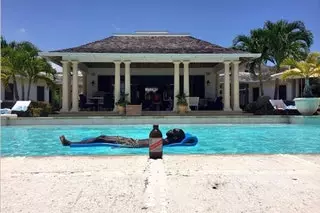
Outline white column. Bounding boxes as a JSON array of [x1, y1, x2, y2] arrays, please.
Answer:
[[173, 61, 180, 111], [211, 70, 217, 97], [71, 61, 79, 112], [215, 72, 220, 97], [61, 61, 70, 112], [183, 61, 190, 110], [295, 79, 300, 98], [223, 62, 231, 111], [232, 61, 241, 111], [82, 71, 87, 96], [68, 64, 72, 110], [124, 61, 131, 103], [113, 61, 121, 111], [230, 63, 234, 108]]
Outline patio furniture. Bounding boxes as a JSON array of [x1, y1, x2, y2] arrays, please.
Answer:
[[205, 97, 224, 110], [100, 93, 114, 111], [199, 98, 208, 110], [269, 99, 299, 115], [79, 94, 95, 111], [164, 97, 173, 111], [188, 97, 199, 110], [89, 97, 103, 111], [0, 101, 31, 115]]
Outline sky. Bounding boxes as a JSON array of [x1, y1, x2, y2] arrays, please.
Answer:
[[1, 0, 320, 53]]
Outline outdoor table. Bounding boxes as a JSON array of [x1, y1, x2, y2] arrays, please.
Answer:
[[89, 97, 103, 111]]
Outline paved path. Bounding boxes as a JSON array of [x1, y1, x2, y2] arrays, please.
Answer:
[[1, 155, 320, 213]]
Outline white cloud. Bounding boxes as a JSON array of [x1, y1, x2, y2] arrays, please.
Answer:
[[19, 28, 26, 33]]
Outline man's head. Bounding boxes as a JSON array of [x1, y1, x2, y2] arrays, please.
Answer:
[[166, 128, 185, 142]]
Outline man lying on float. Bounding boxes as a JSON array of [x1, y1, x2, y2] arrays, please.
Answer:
[[59, 128, 197, 148]]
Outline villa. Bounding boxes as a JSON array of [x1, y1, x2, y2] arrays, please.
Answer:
[[39, 31, 261, 112], [2, 32, 306, 112]]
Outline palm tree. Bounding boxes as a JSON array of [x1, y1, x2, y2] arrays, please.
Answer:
[[264, 20, 313, 99], [25, 57, 56, 100], [1, 37, 20, 100], [0, 62, 12, 87], [281, 52, 320, 97], [233, 28, 269, 96], [15, 42, 40, 100], [1, 37, 56, 100]]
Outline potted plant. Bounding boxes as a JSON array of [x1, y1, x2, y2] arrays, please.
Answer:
[[116, 93, 130, 115], [176, 93, 189, 114], [281, 52, 320, 115]]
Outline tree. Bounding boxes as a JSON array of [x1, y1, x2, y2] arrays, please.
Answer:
[[15, 41, 56, 100], [25, 57, 56, 100], [1, 37, 21, 100], [233, 28, 269, 96], [0, 62, 12, 88], [281, 52, 320, 97], [264, 20, 313, 99], [1, 37, 56, 100], [15, 41, 40, 100]]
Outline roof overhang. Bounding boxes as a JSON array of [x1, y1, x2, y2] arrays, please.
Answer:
[[270, 72, 320, 80], [39, 52, 261, 65]]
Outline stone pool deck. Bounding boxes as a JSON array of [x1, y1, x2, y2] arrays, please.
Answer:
[[1, 155, 320, 213]]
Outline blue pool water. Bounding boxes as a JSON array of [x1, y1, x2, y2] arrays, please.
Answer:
[[1, 124, 320, 156]]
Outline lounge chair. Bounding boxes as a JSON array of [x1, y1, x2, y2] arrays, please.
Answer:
[[0, 101, 31, 115], [269, 99, 298, 115]]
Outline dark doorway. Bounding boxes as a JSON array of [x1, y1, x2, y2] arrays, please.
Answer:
[[252, 87, 259, 102], [98, 76, 114, 93], [49, 89, 52, 104], [190, 76, 205, 98], [178, 76, 205, 98], [37, 86, 45, 101], [240, 83, 249, 108], [279, 85, 287, 100], [5, 83, 14, 100]]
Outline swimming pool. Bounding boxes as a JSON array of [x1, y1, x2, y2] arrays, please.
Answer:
[[1, 124, 320, 156]]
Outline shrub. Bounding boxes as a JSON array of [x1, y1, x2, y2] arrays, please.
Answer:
[[244, 102, 257, 113], [31, 102, 52, 117], [244, 96, 275, 115], [30, 107, 42, 117]]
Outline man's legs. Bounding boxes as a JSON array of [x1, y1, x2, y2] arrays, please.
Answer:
[[59, 135, 125, 146], [60, 135, 96, 146]]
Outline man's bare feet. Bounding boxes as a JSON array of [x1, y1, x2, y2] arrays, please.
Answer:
[[59, 135, 70, 146]]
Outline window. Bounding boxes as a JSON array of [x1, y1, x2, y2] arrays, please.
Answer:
[[5, 83, 14, 100], [37, 86, 45, 101]]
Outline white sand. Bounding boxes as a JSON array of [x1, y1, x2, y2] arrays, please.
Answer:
[[1, 155, 320, 213]]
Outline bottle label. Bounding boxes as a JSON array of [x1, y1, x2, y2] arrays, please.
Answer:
[[149, 138, 163, 153]]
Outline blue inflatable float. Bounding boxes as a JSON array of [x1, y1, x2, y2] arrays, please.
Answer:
[[70, 133, 198, 148]]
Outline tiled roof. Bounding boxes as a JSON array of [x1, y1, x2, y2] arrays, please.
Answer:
[[53, 34, 246, 54]]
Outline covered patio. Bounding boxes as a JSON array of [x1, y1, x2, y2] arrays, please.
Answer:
[[40, 31, 260, 113]]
